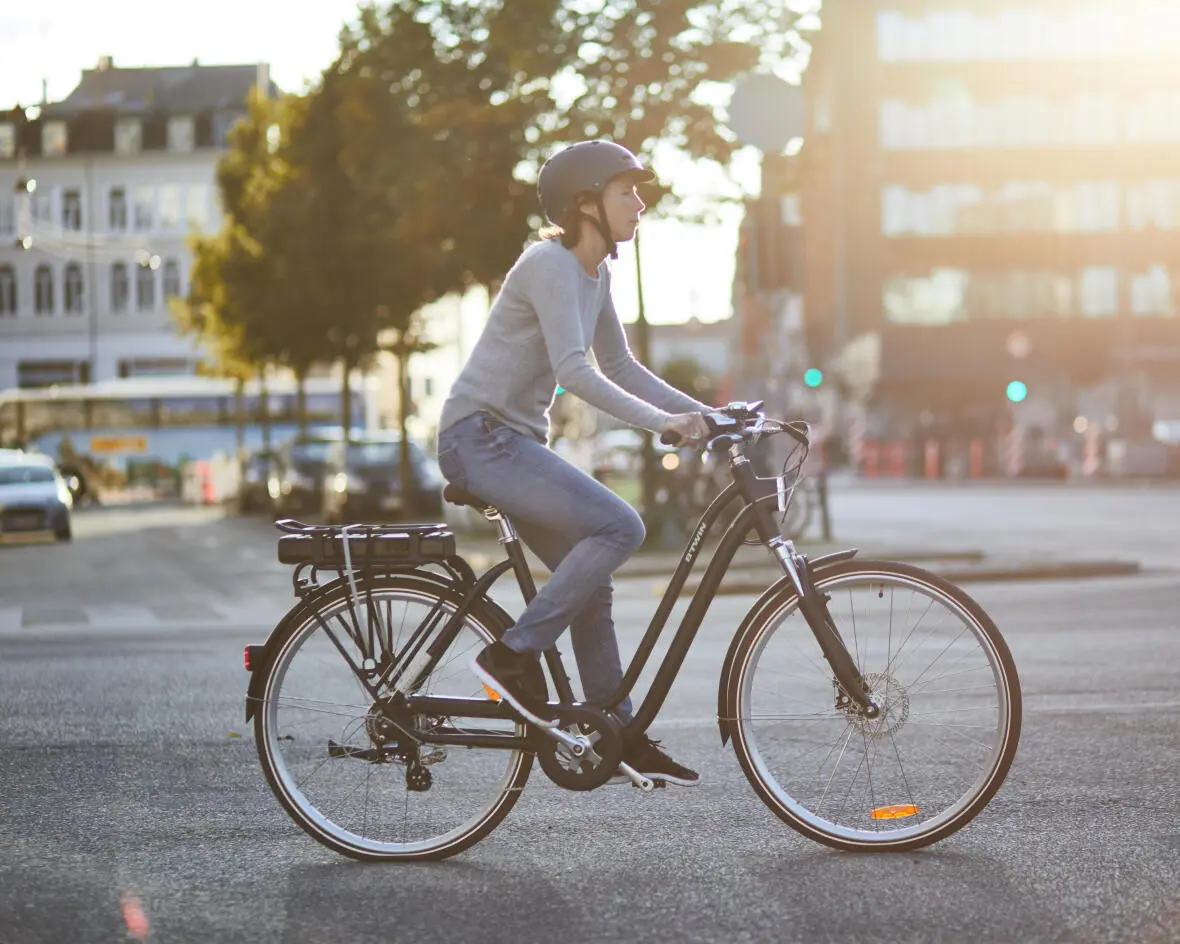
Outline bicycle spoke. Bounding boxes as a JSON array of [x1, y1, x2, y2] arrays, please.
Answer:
[[737, 565, 1017, 849]]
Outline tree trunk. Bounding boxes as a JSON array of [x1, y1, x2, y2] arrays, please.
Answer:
[[341, 357, 353, 443], [259, 367, 272, 453], [295, 367, 308, 436], [233, 377, 246, 458], [397, 340, 413, 520]]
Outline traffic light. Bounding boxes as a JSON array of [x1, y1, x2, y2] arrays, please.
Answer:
[[804, 368, 824, 388], [1006, 381, 1027, 403]]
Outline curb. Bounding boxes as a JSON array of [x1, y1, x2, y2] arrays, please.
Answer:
[[460, 548, 1141, 592], [667, 558, 1143, 598]]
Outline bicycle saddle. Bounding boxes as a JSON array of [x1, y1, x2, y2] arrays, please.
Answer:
[[443, 484, 496, 511]]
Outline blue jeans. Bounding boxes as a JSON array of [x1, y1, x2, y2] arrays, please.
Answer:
[[436, 411, 644, 720]]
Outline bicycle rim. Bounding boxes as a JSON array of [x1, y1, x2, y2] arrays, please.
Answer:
[[733, 563, 1020, 850], [256, 580, 530, 861]]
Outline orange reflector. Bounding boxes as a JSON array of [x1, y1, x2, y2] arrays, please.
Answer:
[[871, 804, 919, 820], [481, 683, 502, 701]]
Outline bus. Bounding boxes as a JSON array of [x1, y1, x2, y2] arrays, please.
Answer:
[[0, 375, 381, 497]]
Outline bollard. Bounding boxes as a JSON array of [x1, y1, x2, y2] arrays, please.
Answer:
[[817, 470, 832, 541], [969, 439, 984, 479], [924, 439, 940, 479]]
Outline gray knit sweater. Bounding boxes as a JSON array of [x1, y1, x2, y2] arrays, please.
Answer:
[[438, 239, 710, 443]]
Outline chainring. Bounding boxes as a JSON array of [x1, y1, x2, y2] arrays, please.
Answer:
[[535, 705, 624, 791]]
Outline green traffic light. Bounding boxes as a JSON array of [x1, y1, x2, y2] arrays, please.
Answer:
[[1006, 380, 1027, 403], [804, 368, 823, 388]]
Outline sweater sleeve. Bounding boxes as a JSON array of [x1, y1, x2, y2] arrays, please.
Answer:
[[592, 285, 714, 415], [524, 254, 673, 432]]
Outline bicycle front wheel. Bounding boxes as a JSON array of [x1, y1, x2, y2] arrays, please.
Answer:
[[729, 560, 1021, 851], [253, 573, 531, 861]]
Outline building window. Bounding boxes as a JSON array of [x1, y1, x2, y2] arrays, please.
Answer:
[[162, 259, 181, 300], [1126, 180, 1180, 230], [133, 186, 155, 231], [883, 269, 969, 325], [881, 91, 1180, 151], [136, 264, 155, 311], [157, 184, 182, 230], [880, 181, 1126, 236], [115, 118, 142, 155], [1130, 265, 1175, 316], [0, 264, 15, 315], [0, 194, 14, 237], [42, 121, 68, 156], [167, 116, 195, 152], [34, 264, 54, 314], [62, 189, 82, 231], [0, 123, 14, 160], [1078, 267, 1119, 318], [109, 187, 127, 232], [31, 190, 52, 224], [120, 358, 195, 378], [17, 361, 85, 388], [876, 7, 1178, 63], [184, 184, 211, 231], [111, 263, 129, 313], [63, 263, 84, 314]]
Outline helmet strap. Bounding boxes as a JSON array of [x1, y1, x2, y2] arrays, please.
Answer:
[[592, 194, 618, 260]]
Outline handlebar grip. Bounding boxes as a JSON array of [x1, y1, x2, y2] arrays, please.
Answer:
[[659, 431, 682, 446]]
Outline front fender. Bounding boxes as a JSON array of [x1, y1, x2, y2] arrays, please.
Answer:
[[715, 547, 858, 746]]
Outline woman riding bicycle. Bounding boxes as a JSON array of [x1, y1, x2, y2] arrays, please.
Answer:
[[436, 140, 711, 786]]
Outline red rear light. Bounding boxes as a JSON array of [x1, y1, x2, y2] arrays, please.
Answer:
[[244, 645, 265, 671]]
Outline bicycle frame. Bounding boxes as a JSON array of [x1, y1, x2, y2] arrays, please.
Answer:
[[388, 444, 861, 749]]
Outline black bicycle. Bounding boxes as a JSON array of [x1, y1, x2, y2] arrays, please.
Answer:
[[244, 401, 1021, 861]]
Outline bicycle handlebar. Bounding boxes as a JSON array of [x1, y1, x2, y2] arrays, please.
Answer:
[[659, 401, 810, 452]]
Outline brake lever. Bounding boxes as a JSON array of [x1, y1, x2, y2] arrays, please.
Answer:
[[706, 432, 745, 454]]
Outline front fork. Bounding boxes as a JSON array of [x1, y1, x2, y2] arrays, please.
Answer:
[[732, 452, 880, 719]]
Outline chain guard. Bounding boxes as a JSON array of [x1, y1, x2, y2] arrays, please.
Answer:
[[535, 706, 624, 792]]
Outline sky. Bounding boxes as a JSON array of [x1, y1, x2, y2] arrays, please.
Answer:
[[0, 0, 784, 325]]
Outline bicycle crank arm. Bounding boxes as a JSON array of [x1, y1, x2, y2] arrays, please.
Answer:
[[538, 723, 593, 757], [617, 762, 655, 793]]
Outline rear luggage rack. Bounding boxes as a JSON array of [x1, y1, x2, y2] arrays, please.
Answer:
[[275, 518, 456, 569]]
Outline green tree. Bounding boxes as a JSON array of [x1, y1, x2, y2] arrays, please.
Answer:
[[297, 0, 569, 497]]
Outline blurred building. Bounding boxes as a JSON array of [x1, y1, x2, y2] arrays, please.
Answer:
[[792, 1, 1180, 471], [0, 57, 276, 390]]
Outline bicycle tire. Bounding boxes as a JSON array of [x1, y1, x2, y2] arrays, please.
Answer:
[[253, 571, 532, 861], [726, 560, 1021, 852]]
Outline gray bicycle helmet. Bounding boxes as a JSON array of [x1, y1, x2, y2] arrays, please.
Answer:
[[538, 140, 653, 222]]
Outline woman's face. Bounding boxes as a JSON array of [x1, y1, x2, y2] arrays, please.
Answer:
[[595, 175, 646, 243]]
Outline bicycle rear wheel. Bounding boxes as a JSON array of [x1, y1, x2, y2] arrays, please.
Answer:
[[253, 573, 531, 861], [728, 560, 1020, 851]]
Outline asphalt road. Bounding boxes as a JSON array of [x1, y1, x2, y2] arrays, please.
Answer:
[[1, 494, 1178, 944]]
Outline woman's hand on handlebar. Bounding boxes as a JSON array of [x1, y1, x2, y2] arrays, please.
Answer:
[[659, 412, 711, 447]]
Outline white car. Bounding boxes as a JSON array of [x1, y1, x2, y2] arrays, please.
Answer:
[[0, 452, 73, 542]]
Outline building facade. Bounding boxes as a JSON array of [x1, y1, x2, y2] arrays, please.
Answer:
[[0, 58, 274, 390], [798, 0, 1180, 470]]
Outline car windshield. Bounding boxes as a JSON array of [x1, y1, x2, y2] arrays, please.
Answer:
[[290, 441, 334, 463], [0, 465, 55, 485], [345, 441, 425, 468]]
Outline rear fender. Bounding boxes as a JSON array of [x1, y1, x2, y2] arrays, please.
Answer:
[[715, 548, 858, 746], [244, 570, 510, 723]]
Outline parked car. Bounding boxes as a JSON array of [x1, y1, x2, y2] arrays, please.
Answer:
[[0, 452, 73, 542], [237, 449, 280, 515], [272, 435, 339, 518], [321, 433, 444, 524]]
